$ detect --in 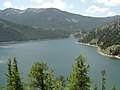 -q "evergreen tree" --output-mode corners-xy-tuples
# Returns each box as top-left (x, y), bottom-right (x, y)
(0, 87), (3, 90)
(6, 58), (23, 90)
(68, 55), (90, 90)
(29, 61), (55, 90)
(101, 70), (106, 90)
(54, 75), (66, 90)
(45, 68), (56, 90)
(12, 57), (23, 90)
(6, 59), (13, 90)
(111, 86), (116, 90)
(91, 83), (97, 90)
